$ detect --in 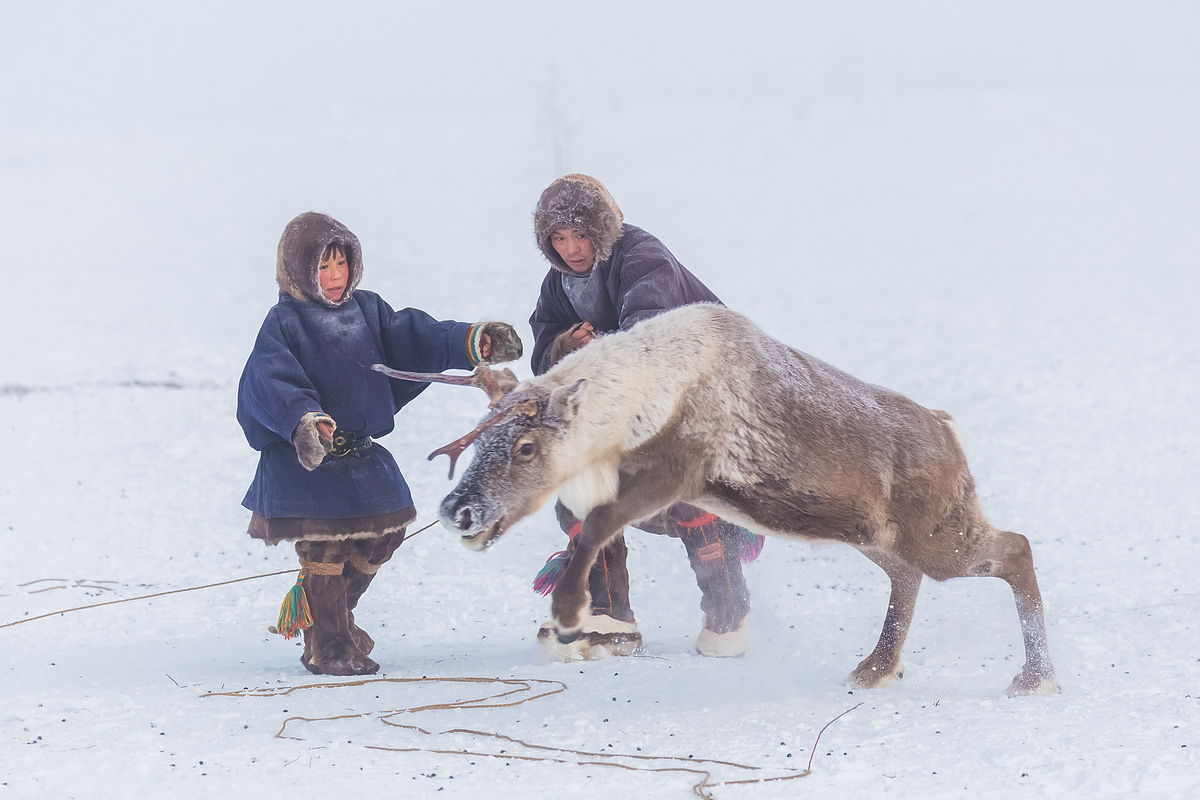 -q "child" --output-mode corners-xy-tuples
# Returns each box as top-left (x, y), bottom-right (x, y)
(529, 174), (763, 659)
(238, 211), (521, 675)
